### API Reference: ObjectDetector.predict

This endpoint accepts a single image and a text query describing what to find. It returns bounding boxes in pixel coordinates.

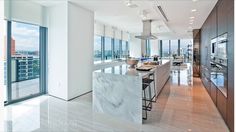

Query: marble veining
[93,60,171,124]
[93,72,142,123]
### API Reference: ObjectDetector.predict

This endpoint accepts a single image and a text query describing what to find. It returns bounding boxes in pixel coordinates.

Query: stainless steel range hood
[135,20,157,40]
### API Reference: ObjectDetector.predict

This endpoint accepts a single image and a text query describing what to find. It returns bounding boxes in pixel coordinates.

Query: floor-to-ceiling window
[170,40,178,57]
[11,22,40,100]
[146,40,151,57]
[162,40,170,58]
[3,21,47,105]
[104,37,112,60]
[94,35,102,62]
[126,41,130,58]
[121,40,128,58]
[94,24,130,62]
[93,36,130,62]
[114,39,120,59]
[160,39,193,62]
[180,39,193,62]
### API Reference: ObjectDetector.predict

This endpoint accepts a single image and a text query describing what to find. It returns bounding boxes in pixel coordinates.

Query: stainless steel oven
[210,33,228,97]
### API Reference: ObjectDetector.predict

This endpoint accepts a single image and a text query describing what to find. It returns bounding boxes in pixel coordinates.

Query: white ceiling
[35,0,218,39]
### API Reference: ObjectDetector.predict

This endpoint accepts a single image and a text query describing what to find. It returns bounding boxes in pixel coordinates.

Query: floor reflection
[3,63,229,132]
[171,63,193,86]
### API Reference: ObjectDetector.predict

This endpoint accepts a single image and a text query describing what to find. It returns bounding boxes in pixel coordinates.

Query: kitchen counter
[93,60,170,123]
[94,60,170,76]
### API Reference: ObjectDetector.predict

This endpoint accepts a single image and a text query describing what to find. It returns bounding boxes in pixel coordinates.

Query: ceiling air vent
[157,6,168,22]
[154,1,169,22]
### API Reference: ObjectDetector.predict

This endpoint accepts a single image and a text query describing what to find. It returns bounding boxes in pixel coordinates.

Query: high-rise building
[3,36,16,59]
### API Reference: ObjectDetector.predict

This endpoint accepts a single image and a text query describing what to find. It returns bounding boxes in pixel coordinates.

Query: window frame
[4,20,47,106]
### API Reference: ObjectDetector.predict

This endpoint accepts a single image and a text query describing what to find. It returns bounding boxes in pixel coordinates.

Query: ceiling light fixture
[191,9,197,12]
[189,19,194,22]
[192,0,198,2]
[189,22,193,24]
[125,0,138,8]
[189,16,195,19]
[140,10,148,20]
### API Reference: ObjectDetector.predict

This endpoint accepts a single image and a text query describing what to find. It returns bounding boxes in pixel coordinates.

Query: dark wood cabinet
[217,90,227,121]
[217,0,228,35]
[202,76,210,93]
[210,83,217,105]
[226,3,234,131]
[200,0,234,131]
[209,7,217,39]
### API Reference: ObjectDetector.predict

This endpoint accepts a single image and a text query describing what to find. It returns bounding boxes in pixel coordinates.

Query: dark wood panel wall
[200,0,234,131]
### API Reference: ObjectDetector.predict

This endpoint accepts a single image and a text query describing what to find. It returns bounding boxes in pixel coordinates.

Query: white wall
[129,33,142,58]
[150,40,160,56]
[47,2,68,100]
[47,2,94,101]
[0,0,5,122]
[5,0,46,26]
[67,2,94,99]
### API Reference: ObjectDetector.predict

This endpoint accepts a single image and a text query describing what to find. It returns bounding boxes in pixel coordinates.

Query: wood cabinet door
[217,0,228,35]
[210,83,217,104]
[226,2,234,131]
[217,90,227,121]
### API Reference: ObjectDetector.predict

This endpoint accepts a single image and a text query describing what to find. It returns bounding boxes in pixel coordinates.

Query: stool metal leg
[148,85,152,109]
[153,74,157,102]
[143,89,147,120]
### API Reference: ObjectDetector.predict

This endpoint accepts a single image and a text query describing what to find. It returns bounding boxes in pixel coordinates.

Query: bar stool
[143,72,156,103]
[149,72,157,102]
[142,83,150,120]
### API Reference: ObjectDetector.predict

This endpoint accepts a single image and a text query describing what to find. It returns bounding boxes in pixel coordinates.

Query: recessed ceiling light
[125,0,138,8]
[189,16,195,19]
[189,22,193,24]
[189,19,194,22]
[191,9,197,12]
[192,0,198,2]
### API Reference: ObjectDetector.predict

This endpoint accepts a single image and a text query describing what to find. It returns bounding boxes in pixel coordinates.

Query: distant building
[3,37,40,83]
[12,54,40,82]
[3,36,16,59]
[4,54,40,83]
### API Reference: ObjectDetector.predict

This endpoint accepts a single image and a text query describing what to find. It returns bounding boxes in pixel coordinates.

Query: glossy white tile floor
[1,64,229,132]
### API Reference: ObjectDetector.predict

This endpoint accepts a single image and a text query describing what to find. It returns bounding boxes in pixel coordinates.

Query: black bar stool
[143,72,156,103]
[142,83,150,120]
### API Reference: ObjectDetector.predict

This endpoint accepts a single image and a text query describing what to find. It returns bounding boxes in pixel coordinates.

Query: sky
[12,22,39,52]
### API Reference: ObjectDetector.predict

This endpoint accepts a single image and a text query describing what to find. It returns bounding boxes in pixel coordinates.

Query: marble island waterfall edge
[92,60,171,124]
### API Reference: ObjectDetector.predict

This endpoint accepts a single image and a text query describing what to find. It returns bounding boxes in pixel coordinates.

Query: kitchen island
[93,60,170,123]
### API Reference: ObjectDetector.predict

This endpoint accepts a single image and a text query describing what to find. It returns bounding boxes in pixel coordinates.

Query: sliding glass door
[4,21,47,105]
[11,22,40,100]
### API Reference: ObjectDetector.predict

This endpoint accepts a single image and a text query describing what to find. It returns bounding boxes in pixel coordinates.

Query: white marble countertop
[92,59,171,123]
[94,60,170,77]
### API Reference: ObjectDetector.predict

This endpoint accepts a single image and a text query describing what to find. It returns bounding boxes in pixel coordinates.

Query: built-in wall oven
[210,33,228,97]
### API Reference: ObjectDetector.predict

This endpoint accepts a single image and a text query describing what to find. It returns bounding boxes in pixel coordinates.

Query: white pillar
[47,1,94,100]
